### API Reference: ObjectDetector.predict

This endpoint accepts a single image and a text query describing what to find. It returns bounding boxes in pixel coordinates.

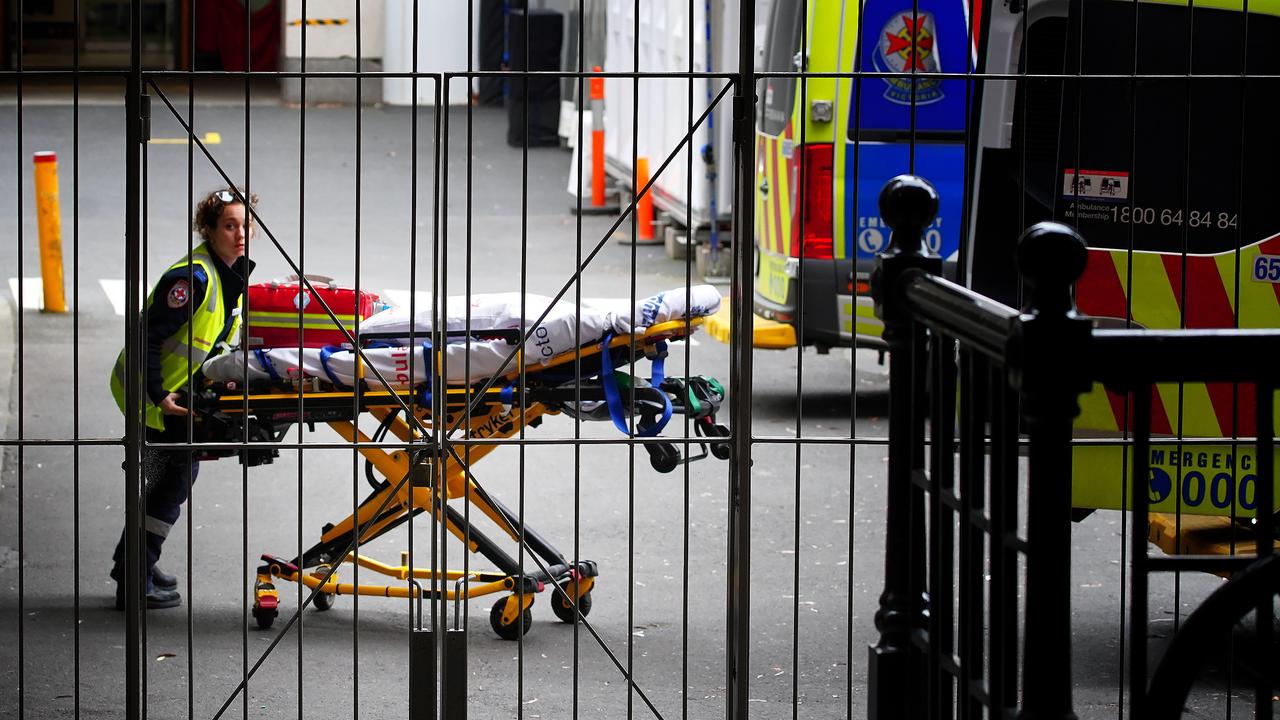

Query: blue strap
[651,340,667,387]
[500,382,516,406]
[648,341,672,433]
[253,349,282,383]
[319,345,349,389]
[417,341,435,405]
[599,334,672,437]
[599,334,631,435]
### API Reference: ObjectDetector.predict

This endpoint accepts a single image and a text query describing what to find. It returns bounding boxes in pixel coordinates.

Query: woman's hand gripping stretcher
[193,286,731,473]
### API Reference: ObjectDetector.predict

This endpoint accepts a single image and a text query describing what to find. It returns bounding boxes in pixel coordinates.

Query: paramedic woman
[108,187,257,609]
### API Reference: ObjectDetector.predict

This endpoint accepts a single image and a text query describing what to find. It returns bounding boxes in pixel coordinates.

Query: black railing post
[869,175,941,720]
[1010,223,1091,720]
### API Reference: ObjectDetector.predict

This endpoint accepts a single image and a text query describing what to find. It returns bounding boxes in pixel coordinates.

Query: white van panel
[602,0,738,231]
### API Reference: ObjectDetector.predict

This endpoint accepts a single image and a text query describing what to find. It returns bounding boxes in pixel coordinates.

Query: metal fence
[2,0,1278,719]
[873,176,1279,718]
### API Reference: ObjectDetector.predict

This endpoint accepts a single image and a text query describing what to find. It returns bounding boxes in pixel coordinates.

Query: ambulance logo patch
[873,11,945,106]
[167,279,190,308]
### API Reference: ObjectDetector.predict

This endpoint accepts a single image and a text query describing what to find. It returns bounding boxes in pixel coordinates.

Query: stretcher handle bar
[203,384,524,415]
[148,81,432,440]
[358,328,522,345]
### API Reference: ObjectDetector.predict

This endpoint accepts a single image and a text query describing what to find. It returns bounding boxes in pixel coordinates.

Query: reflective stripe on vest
[110,243,235,430]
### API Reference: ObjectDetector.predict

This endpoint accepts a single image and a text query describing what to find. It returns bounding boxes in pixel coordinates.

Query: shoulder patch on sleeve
[167,279,191,308]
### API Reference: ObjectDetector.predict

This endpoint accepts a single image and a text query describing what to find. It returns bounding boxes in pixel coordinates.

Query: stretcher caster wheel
[489,596,533,640]
[703,422,731,460]
[253,605,276,630]
[311,565,335,611]
[551,591,592,624]
[647,442,680,474]
[253,580,279,630]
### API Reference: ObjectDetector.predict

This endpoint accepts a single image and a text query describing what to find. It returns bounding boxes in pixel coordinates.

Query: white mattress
[203,286,721,388]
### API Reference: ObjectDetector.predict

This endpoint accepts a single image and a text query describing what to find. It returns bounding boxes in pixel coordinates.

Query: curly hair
[192,186,260,243]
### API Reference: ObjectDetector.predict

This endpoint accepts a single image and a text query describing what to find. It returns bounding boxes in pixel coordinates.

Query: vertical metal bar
[1253,383,1274,715]
[869,177,939,719]
[846,4,869,718]
[297,1,309,715]
[1128,388,1151,718]
[72,0,82,714]
[14,1,23,716]
[683,3,695,718]
[791,0,811,713]
[433,69,446,720]
[930,334,957,720]
[185,1,199,715]
[956,350,986,719]
[141,92,152,720]
[576,6,588,720]
[125,0,145,716]
[628,5,640,720]
[988,365,1018,714]
[406,0,418,651]
[728,0,757,716]
[354,4,365,716]
[410,629,437,720]
[443,628,468,720]
[518,8,531,719]
[241,0,253,715]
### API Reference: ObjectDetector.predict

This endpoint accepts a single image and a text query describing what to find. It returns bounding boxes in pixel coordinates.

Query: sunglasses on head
[215,190,238,203]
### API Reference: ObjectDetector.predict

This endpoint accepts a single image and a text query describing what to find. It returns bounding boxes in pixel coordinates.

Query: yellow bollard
[33,151,66,313]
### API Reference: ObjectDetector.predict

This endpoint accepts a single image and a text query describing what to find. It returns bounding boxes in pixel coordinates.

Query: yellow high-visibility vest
[110,242,242,430]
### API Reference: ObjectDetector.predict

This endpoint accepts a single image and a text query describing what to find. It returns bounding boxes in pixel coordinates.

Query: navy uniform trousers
[110,425,200,591]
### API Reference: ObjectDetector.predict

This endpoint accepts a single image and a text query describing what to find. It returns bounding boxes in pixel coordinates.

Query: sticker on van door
[874,12,944,105]
[854,0,973,134]
[1062,169,1129,202]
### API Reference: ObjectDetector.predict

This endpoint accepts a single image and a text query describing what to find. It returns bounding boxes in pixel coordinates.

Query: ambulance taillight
[790,143,834,259]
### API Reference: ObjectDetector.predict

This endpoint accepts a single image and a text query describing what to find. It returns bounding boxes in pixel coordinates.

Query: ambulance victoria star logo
[168,279,190,308]
[873,11,945,106]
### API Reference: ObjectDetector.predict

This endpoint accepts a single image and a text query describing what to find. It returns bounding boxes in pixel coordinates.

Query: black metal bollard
[1010,222,1090,720]
[869,175,942,720]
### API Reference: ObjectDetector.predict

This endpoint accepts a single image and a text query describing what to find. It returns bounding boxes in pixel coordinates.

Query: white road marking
[100,279,127,315]
[7,277,46,310]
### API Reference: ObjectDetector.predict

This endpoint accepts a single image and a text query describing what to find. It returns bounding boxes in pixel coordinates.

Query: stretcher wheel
[311,565,335,611]
[252,606,276,630]
[489,597,533,640]
[647,442,681,474]
[551,590,592,624]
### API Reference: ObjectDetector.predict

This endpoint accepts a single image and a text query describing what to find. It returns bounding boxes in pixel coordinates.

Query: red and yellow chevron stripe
[1072,235,1280,517]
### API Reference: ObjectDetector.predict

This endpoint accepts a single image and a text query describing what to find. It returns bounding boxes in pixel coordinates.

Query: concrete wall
[280,0,385,105]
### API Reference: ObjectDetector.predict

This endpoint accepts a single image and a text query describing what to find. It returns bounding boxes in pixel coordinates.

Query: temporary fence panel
[4,0,1279,719]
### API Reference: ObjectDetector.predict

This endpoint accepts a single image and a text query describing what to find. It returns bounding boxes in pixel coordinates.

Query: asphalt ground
[0,82,1257,718]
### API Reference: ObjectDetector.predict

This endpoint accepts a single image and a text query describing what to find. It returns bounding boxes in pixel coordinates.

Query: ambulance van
[756,0,1280,517]
[753,0,973,351]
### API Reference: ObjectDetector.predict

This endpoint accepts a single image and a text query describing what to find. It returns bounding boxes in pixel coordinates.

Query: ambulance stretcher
[192,317,729,638]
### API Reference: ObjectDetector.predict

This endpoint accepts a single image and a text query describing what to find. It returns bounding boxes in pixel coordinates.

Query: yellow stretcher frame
[205,319,715,638]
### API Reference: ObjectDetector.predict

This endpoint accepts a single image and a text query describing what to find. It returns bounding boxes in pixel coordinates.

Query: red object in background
[245,276,382,349]
[195,0,281,72]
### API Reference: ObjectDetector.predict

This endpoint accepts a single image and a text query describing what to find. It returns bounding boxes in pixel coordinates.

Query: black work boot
[151,566,178,590]
[115,583,182,610]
